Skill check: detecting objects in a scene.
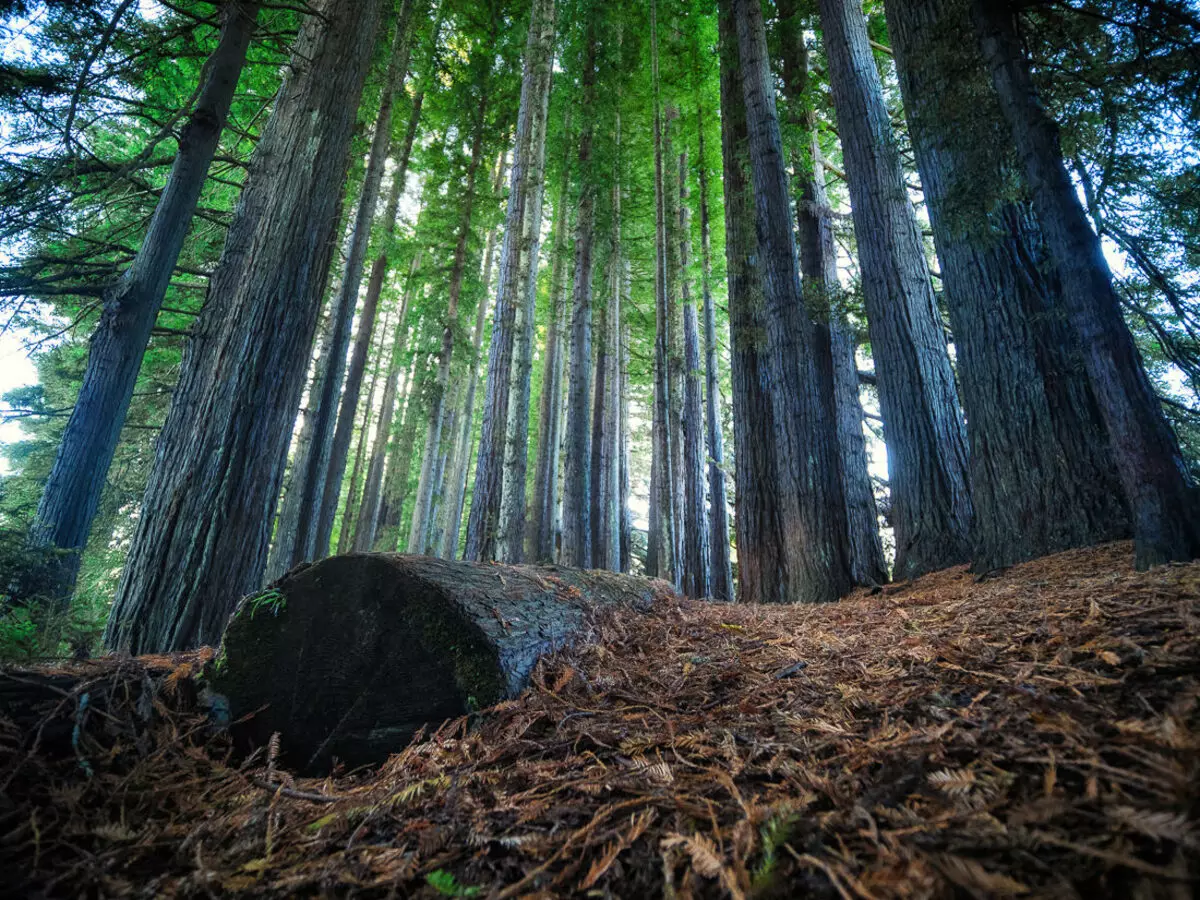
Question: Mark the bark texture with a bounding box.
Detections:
[105,0,385,654]
[465,0,556,562]
[819,0,973,580]
[731,0,852,603]
[888,0,1130,572]
[971,0,1200,569]
[212,554,676,772]
[717,0,785,606]
[29,1,260,608]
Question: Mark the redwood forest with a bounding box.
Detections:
[1,0,1199,895]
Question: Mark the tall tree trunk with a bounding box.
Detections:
[104,0,385,654]
[465,0,556,562]
[618,314,633,573]
[887,0,1130,572]
[353,251,421,551]
[971,0,1200,568]
[560,8,599,570]
[410,91,491,554]
[695,105,734,601]
[336,312,390,555]
[529,146,572,563]
[285,5,416,567]
[775,0,888,587]
[729,0,853,603]
[498,68,552,564]
[598,96,624,573]
[376,336,428,550]
[29,1,260,610]
[442,152,509,560]
[647,0,676,582]
[818,0,972,580]
[590,293,612,568]
[265,87,425,576]
[679,151,711,599]
[717,0,783,605]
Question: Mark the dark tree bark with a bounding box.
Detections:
[442,152,509,560]
[376,344,429,550]
[286,5,416,567]
[776,0,887,587]
[28,1,260,609]
[465,0,556,563]
[679,152,711,599]
[104,0,386,654]
[353,251,421,551]
[590,296,612,567]
[499,68,552,564]
[212,554,677,773]
[887,0,1130,572]
[696,112,733,600]
[717,0,785,605]
[647,0,676,582]
[971,0,1200,569]
[730,0,853,603]
[336,315,390,555]
[529,148,572,563]
[560,9,599,571]
[410,88,491,554]
[818,0,972,581]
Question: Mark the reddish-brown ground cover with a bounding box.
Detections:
[2,542,1197,897]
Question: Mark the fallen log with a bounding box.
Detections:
[209,554,675,773]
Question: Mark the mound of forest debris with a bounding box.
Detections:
[2,542,1198,898]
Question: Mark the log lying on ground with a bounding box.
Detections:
[209,554,675,773]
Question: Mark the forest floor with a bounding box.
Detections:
[1,542,1198,898]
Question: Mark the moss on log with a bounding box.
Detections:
[208,554,674,773]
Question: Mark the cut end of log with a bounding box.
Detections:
[208,554,672,773]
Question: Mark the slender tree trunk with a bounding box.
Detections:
[442,152,509,559]
[618,314,633,573]
[887,0,1129,572]
[678,151,711,598]
[559,11,600,570]
[464,0,556,562]
[729,0,853,603]
[104,0,385,654]
[971,0,1200,568]
[353,251,421,551]
[590,293,612,567]
[598,96,623,573]
[284,5,415,567]
[717,1,782,605]
[647,0,675,582]
[529,145,572,563]
[775,0,888,586]
[29,1,260,610]
[499,66,552,564]
[695,106,734,601]
[336,313,390,555]
[378,340,431,550]
[818,0,972,580]
[410,91,491,554]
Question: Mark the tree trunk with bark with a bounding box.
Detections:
[818,0,972,581]
[529,150,572,563]
[679,152,711,599]
[285,6,415,568]
[410,90,491,555]
[29,1,260,610]
[560,11,599,571]
[211,554,677,773]
[717,0,785,606]
[696,106,734,601]
[337,315,390,555]
[730,0,853,603]
[776,0,887,586]
[887,0,1130,573]
[104,0,385,654]
[465,0,556,563]
[971,0,1200,569]
[353,252,422,551]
